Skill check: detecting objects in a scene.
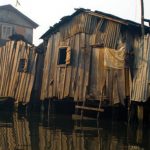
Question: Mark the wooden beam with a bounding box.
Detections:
[88,12,128,25]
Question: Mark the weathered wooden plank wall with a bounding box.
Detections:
[0,40,37,104]
[88,48,106,100]
[60,13,97,40]
[40,32,92,101]
[131,34,150,102]
[91,19,121,49]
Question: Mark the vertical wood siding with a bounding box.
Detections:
[0,40,37,103]
[131,35,150,102]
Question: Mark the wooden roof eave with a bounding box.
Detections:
[87,12,128,25]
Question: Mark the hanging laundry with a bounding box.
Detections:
[103,46,126,105]
[104,46,125,69]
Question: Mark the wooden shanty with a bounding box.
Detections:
[0,38,38,105]
[40,8,150,117]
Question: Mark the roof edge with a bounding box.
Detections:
[40,8,150,39]
[0,4,39,28]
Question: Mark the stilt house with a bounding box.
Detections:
[40,8,150,108]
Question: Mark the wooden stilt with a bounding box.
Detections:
[81,100,86,120]
[97,88,104,119]
[97,99,102,119]
[137,105,144,124]
[136,123,143,144]
[47,99,51,127]
[14,102,18,112]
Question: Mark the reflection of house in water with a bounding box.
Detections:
[0,4,38,45]
[0,113,149,150]
[0,113,31,150]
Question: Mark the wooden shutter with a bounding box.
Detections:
[65,46,71,65]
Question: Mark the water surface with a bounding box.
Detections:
[0,112,149,150]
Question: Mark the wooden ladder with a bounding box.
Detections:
[75,90,105,119]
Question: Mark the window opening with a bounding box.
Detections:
[18,58,31,73]
[18,58,26,72]
[58,46,71,65]
[99,20,108,32]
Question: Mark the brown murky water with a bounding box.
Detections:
[0,112,149,150]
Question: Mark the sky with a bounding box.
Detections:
[0,0,150,45]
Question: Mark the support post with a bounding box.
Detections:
[137,105,144,123]
[141,0,145,38]
[139,0,144,124]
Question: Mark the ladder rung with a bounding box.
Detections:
[75,106,104,112]
[74,126,103,131]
